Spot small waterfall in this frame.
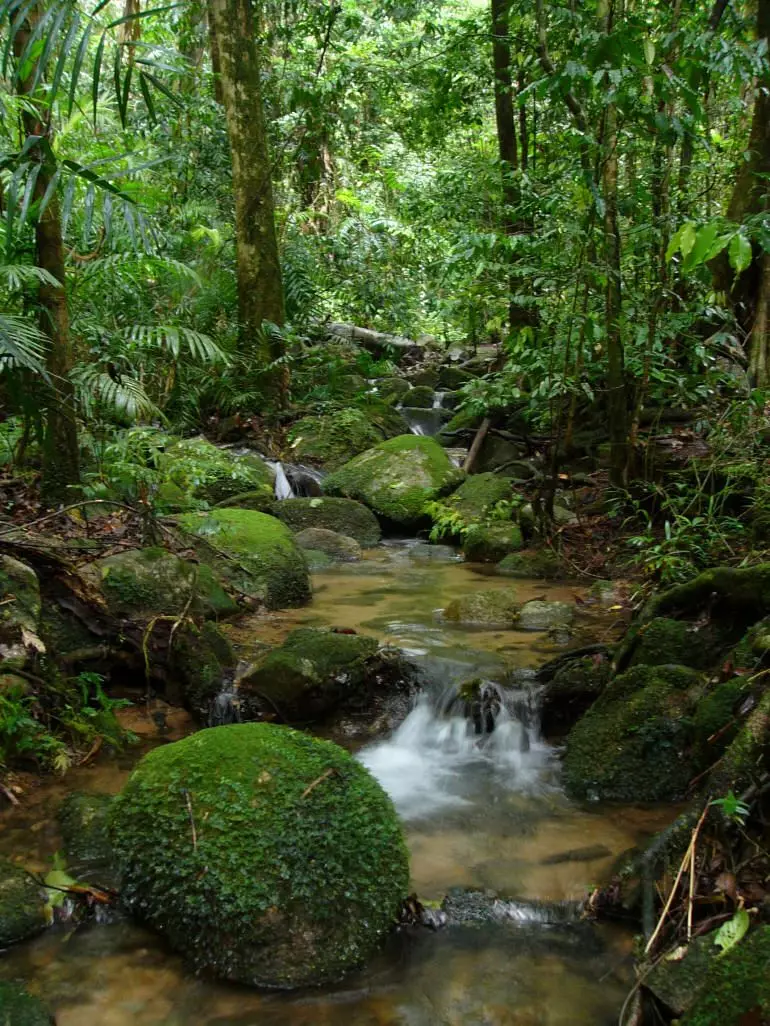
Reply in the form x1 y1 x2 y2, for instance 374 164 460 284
358 679 554 819
432 391 446 409
266 461 326 500
208 679 242 726
400 408 445 437
269 460 294 500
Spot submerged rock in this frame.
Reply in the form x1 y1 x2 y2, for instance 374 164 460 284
0 983 54 1025
176 508 310 610
270 497 381 547
294 528 362 562
0 859 47 948
110 723 409 988
518 600 574 631
324 435 462 527
57 792 114 872
236 627 380 722
443 588 520 627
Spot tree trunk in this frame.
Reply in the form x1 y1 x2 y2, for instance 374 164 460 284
13 6 80 504
598 0 628 486
207 0 285 377
491 0 536 331
710 0 770 383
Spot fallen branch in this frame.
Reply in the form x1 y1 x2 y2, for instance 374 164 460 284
321 321 417 352
463 417 492 473
301 767 337 799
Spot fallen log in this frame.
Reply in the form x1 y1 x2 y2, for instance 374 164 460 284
321 322 418 352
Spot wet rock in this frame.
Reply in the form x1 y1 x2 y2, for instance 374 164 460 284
476 434 525 473
443 588 520 627
84 547 238 621
644 933 718 1018
463 523 524 563
176 508 310 610
409 368 440 388
438 408 482 445
438 366 474 389
628 617 727 671
539 652 611 734
587 579 625 606
236 627 380 722
518 600 574 631
294 528 362 562
171 621 235 716
0 858 48 947
162 435 274 507
373 377 410 404
0 555 41 668
288 409 383 469
679 925 770 1025
270 496 381 547
496 549 564 580
0 983 55 1025
110 723 409 988
446 472 513 523
408 543 461 563
324 435 462 528
57 792 114 873
402 385 435 409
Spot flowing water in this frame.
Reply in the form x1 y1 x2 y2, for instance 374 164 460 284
0 541 675 1025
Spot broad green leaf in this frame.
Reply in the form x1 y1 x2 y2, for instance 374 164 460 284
680 222 697 260
713 908 750 957
728 234 752 275
643 39 655 65
683 222 720 271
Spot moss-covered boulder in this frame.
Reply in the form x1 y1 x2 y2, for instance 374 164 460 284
540 653 611 734
0 555 41 668
563 664 730 801
88 548 238 621
362 400 410 439
518 600 574 631
170 621 235 716
237 628 379 721
0 859 47 947
176 509 310 610
496 549 564 579
57 792 113 870
438 408 482 445
288 409 383 469
443 588 520 626
163 436 274 507
476 434 526 473
446 473 512 523
269 497 381 547
628 617 728 671
0 983 54 1025
374 377 410 404
410 368 439 388
438 366 473 390
402 385 435 409
680 926 770 1025
463 523 524 562
294 528 362 562
324 435 462 527
729 615 770 672
110 723 409 988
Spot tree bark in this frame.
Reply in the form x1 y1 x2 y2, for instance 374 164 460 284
13 6 80 504
207 0 285 377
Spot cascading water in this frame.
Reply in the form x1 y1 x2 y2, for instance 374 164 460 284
359 679 555 820
432 391 446 409
268 460 294 500
266 460 326 499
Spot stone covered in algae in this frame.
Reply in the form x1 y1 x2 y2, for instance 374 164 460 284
443 588 521 626
0 983 54 1025
163 435 274 506
110 722 409 988
0 859 47 948
269 497 381 547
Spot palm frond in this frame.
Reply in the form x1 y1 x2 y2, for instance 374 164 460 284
0 264 61 290
72 363 159 420
0 315 49 376
125 325 229 365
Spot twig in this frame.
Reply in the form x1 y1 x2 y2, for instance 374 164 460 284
0 782 20 806
183 789 198 851
301 767 336 799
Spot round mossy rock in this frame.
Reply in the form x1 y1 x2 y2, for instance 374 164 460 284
402 385 435 409
162 436 274 507
446 472 512 524
0 983 54 1025
0 859 48 947
58 792 114 870
287 410 383 470
443 588 520 626
324 435 462 527
497 550 563 579
175 509 310 610
110 723 409 988
269 497 381 547
294 528 362 562
463 523 524 563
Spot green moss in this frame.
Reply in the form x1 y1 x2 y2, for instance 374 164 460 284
214 489 276 512
497 549 564 579
541 656 610 733
238 627 379 721
709 689 770 794
176 508 310 610
629 617 728 671
564 665 707 802
410 368 439 387
402 385 435 409
269 497 381 547
324 435 462 527
288 410 382 469
373 377 410 404
681 926 770 1025
447 473 512 522
443 588 520 626
109 723 409 988
58 792 113 868
0 859 47 948
171 621 235 716
94 548 238 620
438 408 482 444
730 615 770 671
163 436 274 506
294 528 362 561
463 523 524 562
0 983 54 1026
360 399 410 438
438 366 474 390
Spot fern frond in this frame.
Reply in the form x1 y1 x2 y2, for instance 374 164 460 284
124 325 229 365
72 364 159 420
0 315 49 376
0 265 61 290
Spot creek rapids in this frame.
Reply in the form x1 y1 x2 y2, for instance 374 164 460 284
0 540 675 1025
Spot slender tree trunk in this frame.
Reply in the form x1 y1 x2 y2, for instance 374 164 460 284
207 0 286 382
14 6 80 504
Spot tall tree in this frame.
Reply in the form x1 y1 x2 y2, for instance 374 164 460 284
207 0 286 380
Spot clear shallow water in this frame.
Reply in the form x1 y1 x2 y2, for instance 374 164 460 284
0 543 672 1025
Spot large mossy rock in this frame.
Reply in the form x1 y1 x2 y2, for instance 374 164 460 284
0 983 54 1025
679 926 770 1025
294 528 362 562
402 385 435 409
628 617 730 672
176 509 310 610
563 664 737 801
496 549 564 579
87 548 238 620
237 628 379 721
324 435 462 527
0 555 41 668
539 653 611 735
162 436 274 507
288 410 383 470
110 723 409 988
463 523 524 562
443 588 520 626
269 497 381 547
373 377 410 404
0 859 47 947
446 473 512 524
